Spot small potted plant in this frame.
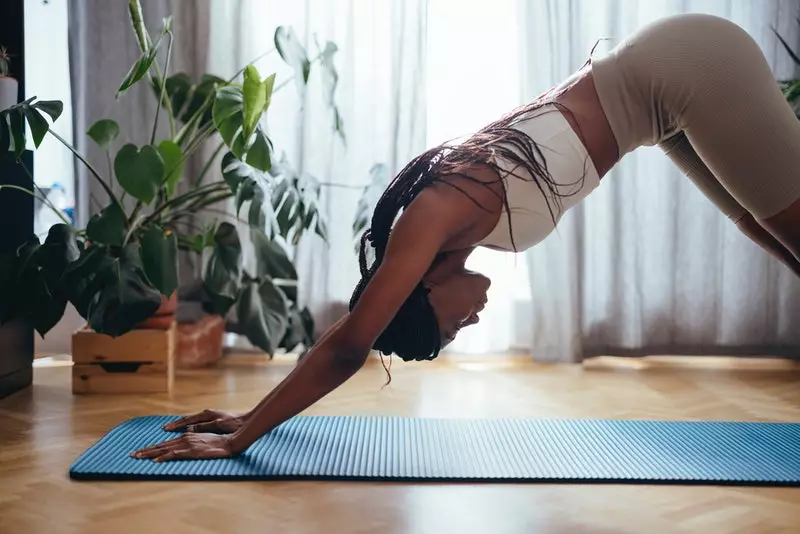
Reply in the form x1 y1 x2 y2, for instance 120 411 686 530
0 46 17 111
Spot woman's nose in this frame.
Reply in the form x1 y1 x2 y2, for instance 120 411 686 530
480 275 492 290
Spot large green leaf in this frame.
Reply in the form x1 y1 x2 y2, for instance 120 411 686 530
87 119 120 149
235 178 257 217
236 276 289 355
279 308 306 353
216 110 242 146
62 244 108 318
220 151 276 232
8 108 25 157
242 66 271 142
318 40 345 144
270 158 328 245
245 128 272 172
279 306 315 353
213 82 274 165
32 100 64 122
30 225 82 335
157 140 184 196
249 187 272 232
183 75 227 126
140 224 179 296
117 17 170 97
202 222 242 316
85 202 127 247
1 100 64 156
211 222 241 274
156 72 192 118
18 244 67 337
272 173 299 238
22 107 49 148
0 226 82 336
250 228 298 303
1 238 51 336
85 243 163 336
153 72 226 127
299 306 315 345
251 228 297 281
274 26 311 95
40 223 81 274
114 143 165 204
62 242 162 336
188 225 216 254
117 44 161 97
212 85 243 126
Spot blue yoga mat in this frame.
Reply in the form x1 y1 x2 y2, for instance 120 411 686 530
69 415 800 485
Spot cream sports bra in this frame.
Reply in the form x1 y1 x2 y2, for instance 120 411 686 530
476 104 600 252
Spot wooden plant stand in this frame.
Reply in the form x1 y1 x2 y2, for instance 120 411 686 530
71 322 176 394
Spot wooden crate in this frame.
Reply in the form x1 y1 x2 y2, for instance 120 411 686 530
71 322 176 394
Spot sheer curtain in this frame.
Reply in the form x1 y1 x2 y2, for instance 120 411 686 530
519 0 800 362
215 0 800 359
207 0 428 340
426 0 533 355
432 0 800 359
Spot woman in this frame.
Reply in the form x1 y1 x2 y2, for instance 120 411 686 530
133 13 800 461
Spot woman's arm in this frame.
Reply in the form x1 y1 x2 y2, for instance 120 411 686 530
240 314 350 419
227 316 365 452
133 185 483 460
227 189 469 452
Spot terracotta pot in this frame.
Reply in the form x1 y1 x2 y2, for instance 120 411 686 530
175 313 226 368
136 292 177 330
154 292 178 315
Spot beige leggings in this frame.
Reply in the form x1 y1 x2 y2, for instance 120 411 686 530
660 132 748 222
591 13 800 221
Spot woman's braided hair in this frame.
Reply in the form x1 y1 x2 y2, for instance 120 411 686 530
348 97 588 363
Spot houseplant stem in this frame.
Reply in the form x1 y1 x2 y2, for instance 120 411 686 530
150 31 173 145
46 127 124 214
196 141 225 186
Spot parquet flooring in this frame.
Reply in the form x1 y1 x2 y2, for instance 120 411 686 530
1 353 800 534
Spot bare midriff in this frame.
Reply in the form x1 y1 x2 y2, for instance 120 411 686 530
553 66 620 179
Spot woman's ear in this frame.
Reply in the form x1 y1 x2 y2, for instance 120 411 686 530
448 247 474 266
421 276 437 290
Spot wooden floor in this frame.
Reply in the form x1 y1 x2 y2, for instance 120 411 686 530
2 354 800 534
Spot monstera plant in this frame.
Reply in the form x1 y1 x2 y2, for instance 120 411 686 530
0 0 344 356
775 20 800 117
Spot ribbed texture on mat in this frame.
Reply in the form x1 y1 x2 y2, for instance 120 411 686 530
69 416 800 485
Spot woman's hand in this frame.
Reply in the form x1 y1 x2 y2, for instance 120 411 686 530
131 433 236 462
162 409 248 434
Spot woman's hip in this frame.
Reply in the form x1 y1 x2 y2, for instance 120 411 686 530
591 13 776 156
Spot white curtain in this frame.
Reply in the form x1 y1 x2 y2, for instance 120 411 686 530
215 0 800 360
207 0 428 338
519 0 800 362
426 0 534 355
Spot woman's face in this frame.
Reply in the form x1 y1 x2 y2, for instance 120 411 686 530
423 249 491 347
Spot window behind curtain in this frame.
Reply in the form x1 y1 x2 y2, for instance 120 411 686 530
25 0 75 237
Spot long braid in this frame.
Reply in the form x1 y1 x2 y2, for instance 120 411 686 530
349 98 590 363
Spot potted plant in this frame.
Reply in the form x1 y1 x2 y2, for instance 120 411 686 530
0 46 18 111
0 0 345 377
